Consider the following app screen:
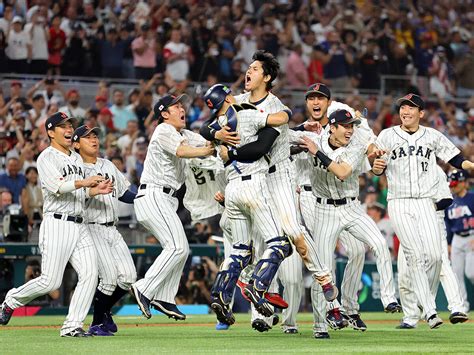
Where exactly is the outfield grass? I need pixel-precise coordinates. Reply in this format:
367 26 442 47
0 312 472 354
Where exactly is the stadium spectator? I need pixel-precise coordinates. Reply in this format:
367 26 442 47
110 89 137 131
47 14 66 75
0 157 27 204
58 89 86 120
163 28 191 84
24 10 48 74
97 27 127 78
6 16 31 74
20 166 42 226
286 44 309 88
97 107 116 134
132 23 156 80
455 38 474 98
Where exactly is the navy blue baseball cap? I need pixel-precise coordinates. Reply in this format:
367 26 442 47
203 84 231 114
154 94 187 122
72 125 101 143
305 83 331 100
45 112 74 131
329 109 361 125
448 170 468 187
397 93 425 110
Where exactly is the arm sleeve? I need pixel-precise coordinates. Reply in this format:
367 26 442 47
199 116 218 141
228 127 279 163
118 189 136 204
448 154 466 169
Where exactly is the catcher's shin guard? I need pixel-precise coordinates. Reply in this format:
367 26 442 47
251 236 292 292
211 243 253 304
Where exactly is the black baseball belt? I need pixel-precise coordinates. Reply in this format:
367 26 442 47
139 184 178 197
88 221 116 227
53 213 83 224
315 197 356 206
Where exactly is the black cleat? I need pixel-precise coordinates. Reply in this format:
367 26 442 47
244 285 273 317
272 314 279 326
61 328 93 337
396 322 415 329
326 309 348 330
131 284 151 319
252 319 271 332
0 303 14 325
449 312 468 324
210 296 235 325
283 328 298 334
384 302 402 313
150 300 186 321
343 313 367 331
314 331 330 339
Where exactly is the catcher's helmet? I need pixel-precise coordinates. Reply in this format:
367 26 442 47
203 84 231 114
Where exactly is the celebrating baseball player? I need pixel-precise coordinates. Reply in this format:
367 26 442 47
397 166 468 328
298 108 400 338
72 125 137 336
0 112 113 337
130 94 214 320
372 93 474 328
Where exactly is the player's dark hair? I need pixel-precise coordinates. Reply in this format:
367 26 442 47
252 50 279 91
111 155 123 163
25 166 38 175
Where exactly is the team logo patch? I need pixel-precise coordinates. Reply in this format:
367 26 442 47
313 83 320 91
60 112 68 119
47 123 52 128
346 111 352 117
207 99 214 108
159 104 164 111
404 94 413 100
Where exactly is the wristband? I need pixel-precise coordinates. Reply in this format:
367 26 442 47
315 150 333 168
58 180 76 194
228 149 237 162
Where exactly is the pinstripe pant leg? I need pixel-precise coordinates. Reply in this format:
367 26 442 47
61 226 98 335
397 246 421 326
87 224 118 296
219 211 233 259
134 191 190 302
388 199 438 318
343 203 397 307
111 228 137 291
279 251 303 329
339 231 365 314
5 217 78 309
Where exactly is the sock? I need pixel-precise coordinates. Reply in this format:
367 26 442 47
106 287 129 313
92 289 112 326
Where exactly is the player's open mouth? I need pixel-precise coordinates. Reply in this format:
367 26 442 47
180 114 185 121
64 135 72 140
313 107 321 114
246 75 251 84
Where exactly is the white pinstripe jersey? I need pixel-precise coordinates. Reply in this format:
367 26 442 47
235 92 290 165
289 130 319 186
140 123 205 190
83 158 130 223
375 125 460 200
37 147 86 216
308 132 368 199
184 156 225 221
217 109 269 181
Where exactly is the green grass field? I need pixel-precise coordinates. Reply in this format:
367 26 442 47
0 312 472 354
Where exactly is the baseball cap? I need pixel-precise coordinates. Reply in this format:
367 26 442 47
10 80 22 88
447 169 468 187
329 109 361 125
154 94 187 121
203 84 231 114
397 93 425 110
67 89 79 98
72 125 101 143
305 83 331 100
12 16 23 24
99 107 113 116
45 112 74 131
95 95 108 102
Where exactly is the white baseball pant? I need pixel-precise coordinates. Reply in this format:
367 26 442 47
5 215 98 336
388 198 442 319
87 224 137 295
134 186 190 303
451 233 474 312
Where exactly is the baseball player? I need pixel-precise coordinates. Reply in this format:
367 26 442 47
130 94 214 320
292 84 369 333
220 51 336 332
72 125 137 336
299 109 400 339
372 93 474 329
201 84 294 326
0 112 113 337
445 169 474 314
397 166 469 328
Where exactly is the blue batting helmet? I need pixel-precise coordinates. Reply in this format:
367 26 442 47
203 84 231 114
447 169 468 187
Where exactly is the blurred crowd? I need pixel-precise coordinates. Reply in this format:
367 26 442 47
0 0 473 97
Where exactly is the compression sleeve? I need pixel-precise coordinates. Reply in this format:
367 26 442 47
227 127 279 163
58 180 77 194
118 189 137 204
448 154 466 169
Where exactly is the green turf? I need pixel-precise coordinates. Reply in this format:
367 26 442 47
0 312 472 354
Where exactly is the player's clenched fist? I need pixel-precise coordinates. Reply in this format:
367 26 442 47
371 158 386 175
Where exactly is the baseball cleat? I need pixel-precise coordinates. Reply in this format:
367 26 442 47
210 297 235 326
283 328 298 334
314 331 330 339
272 314 280 326
151 300 186 321
343 313 367 331
103 312 118 333
326 309 348 330
88 324 114 336
243 285 274 317
215 321 230 330
252 319 271 332
265 293 288 309
131 284 151 319
0 303 14 325
237 280 251 302
61 328 93 337
449 312 468 324
321 283 339 302
395 322 416 329
427 314 443 329
384 302 402 313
